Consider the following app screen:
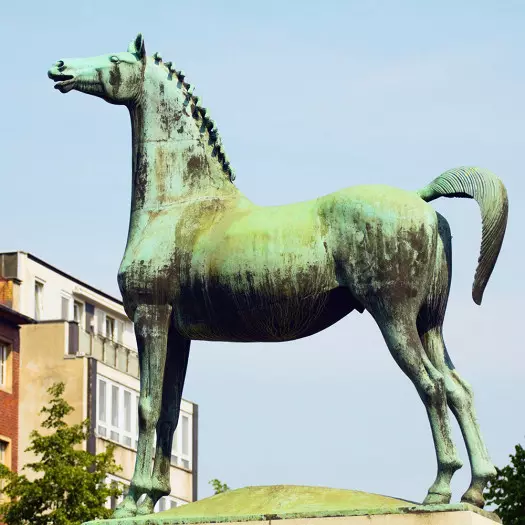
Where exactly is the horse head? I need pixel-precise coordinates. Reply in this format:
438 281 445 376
48 33 236 183
48 34 147 105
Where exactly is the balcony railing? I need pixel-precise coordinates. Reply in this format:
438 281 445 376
77 328 139 378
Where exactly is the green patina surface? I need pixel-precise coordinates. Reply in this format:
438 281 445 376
83 485 501 525
48 34 509 519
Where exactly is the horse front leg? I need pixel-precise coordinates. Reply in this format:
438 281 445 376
136 332 191 515
113 304 172 518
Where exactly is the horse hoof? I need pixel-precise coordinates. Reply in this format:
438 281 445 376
423 492 451 505
136 497 155 516
112 507 137 519
461 489 485 509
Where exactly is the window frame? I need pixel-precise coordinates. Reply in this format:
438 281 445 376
105 474 128 510
0 437 11 497
60 292 71 321
105 315 116 341
0 436 11 470
170 411 193 470
0 440 6 464
73 299 85 329
0 344 7 387
97 376 137 449
96 309 105 336
34 279 44 320
0 342 12 392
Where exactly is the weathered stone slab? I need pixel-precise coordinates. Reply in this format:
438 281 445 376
83 486 501 525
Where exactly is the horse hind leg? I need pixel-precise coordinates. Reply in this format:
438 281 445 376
373 305 462 506
421 327 496 508
418 218 496 508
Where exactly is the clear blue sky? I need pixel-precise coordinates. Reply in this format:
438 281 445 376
2 0 524 503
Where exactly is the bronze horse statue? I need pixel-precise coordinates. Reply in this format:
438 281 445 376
48 34 508 517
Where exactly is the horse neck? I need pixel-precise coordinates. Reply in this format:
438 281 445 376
128 64 242 213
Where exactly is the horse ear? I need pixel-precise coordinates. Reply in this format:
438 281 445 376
128 33 146 59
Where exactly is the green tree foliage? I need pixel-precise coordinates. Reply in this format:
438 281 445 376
0 382 122 525
485 441 525 525
209 479 230 495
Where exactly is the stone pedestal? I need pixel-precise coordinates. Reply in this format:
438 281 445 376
249 512 497 524
84 486 500 525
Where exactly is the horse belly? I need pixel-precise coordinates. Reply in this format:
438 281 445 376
174 286 362 342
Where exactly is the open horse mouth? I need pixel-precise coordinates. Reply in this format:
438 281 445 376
48 72 76 93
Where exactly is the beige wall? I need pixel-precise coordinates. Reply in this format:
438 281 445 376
169 459 194 502
18 322 87 479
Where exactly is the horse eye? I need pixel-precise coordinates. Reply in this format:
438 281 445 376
110 56 120 64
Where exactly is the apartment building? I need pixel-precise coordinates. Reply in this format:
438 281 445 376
0 251 198 511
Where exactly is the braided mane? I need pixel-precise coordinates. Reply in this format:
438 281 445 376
152 51 236 183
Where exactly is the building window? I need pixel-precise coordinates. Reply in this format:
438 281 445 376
106 316 115 341
123 390 132 447
117 320 125 344
171 412 192 470
98 379 107 437
0 439 10 475
96 309 105 335
73 301 84 328
0 439 9 493
105 475 128 510
34 280 44 320
111 385 119 442
0 344 9 388
0 440 7 465
97 377 136 449
61 295 70 320
85 303 95 332
96 376 192 471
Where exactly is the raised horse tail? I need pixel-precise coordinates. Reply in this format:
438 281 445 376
417 166 508 306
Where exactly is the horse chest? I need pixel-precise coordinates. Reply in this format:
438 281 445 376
118 241 188 304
